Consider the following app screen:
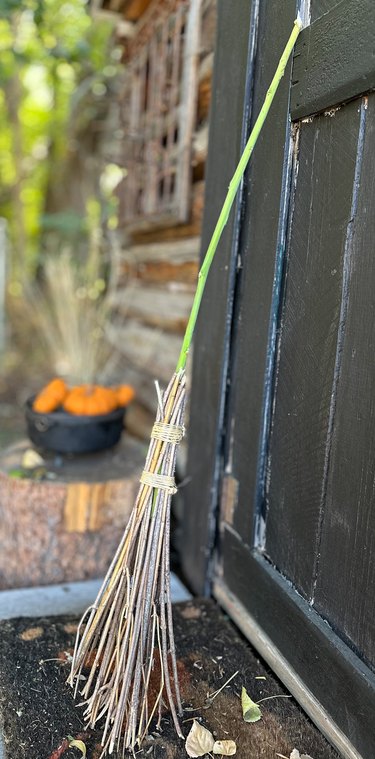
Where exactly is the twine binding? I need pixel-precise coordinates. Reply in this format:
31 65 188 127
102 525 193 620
151 421 184 443
140 470 177 494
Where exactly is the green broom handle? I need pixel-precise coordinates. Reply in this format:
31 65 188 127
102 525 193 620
176 17 302 373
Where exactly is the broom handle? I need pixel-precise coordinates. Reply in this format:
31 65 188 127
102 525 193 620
176 16 302 373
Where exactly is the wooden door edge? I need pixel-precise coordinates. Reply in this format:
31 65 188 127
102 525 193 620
214 580 362 759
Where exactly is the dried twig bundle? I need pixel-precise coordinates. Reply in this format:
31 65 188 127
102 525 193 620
68 370 186 755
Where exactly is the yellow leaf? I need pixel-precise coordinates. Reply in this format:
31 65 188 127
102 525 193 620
21 448 45 469
213 739 237 755
241 686 262 722
67 736 87 757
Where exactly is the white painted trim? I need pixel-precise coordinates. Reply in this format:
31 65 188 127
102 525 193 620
0 574 190 620
214 580 363 759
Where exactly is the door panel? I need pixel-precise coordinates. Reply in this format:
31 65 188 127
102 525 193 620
314 94 375 667
266 98 363 598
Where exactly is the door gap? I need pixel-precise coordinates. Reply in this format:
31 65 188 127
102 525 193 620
254 122 301 550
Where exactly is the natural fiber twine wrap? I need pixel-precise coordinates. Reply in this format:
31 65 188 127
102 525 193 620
68 371 186 756
151 421 185 444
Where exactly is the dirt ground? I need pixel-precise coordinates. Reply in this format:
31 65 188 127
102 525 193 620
0 599 339 759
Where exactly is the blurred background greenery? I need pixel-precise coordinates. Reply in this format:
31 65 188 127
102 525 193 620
0 0 123 282
0 0 127 442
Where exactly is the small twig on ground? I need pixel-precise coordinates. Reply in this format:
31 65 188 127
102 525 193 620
184 670 240 714
207 671 239 702
256 695 292 704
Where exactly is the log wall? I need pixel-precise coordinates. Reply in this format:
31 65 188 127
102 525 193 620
105 0 216 441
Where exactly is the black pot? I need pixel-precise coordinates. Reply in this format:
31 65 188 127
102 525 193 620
25 397 126 454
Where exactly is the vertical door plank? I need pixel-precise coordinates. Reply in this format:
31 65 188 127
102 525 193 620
314 94 375 667
223 0 297 542
181 0 254 593
265 100 362 599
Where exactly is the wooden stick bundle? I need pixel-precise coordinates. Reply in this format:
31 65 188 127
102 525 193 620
68 371 186 754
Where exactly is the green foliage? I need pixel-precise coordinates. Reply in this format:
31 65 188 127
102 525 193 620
0 0 120 279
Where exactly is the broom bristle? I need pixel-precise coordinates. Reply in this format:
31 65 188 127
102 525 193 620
68 371 186 755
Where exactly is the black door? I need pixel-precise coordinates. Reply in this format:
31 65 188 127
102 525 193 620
182 2 375 757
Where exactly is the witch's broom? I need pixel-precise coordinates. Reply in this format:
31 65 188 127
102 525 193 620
68 18 302 756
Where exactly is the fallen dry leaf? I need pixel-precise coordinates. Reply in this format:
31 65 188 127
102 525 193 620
19 626 44 641
21 448 45 469
180 605 202 620
67 736 86 757
185 720 214 757
290 750 314 759
213 739 237 755
241 686 262 722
